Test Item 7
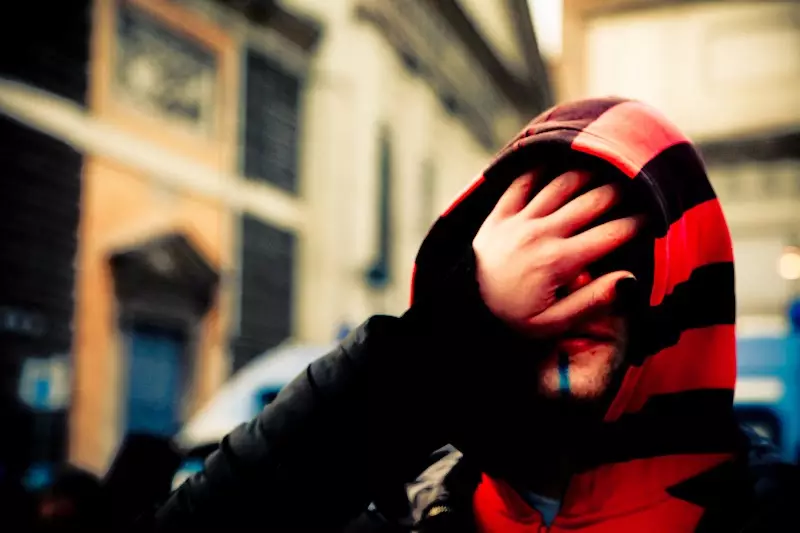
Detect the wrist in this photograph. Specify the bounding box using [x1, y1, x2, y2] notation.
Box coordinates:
[408, 248, 524, 344]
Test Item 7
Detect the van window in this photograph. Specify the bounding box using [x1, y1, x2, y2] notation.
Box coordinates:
[735, 406, 782, 446]
[255, 387, 282, 412]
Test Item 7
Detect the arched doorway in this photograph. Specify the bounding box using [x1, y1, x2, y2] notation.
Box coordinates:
[109, 232, 218, 439]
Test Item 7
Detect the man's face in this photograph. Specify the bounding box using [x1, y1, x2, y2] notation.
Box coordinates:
[532, 165, 642, 403]
[536, 269, 629, 401]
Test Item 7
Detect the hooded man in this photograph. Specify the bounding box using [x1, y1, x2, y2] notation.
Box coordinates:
[143, 98, 798, 533]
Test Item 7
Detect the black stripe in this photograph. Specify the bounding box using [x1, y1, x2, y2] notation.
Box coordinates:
[547, 97, 628, 124]
[630, 261, 736, 365]
[666, 459, 752, 527]
[636, 143, 718, 235]
[577, 389, 739, 471]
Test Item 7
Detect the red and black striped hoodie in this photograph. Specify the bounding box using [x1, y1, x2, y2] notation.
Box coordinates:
[410, 98, 738, 532]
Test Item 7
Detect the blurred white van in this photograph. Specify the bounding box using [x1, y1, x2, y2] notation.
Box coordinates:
[171, 343, 333, 489]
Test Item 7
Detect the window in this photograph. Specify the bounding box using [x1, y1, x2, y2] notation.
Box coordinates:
[365, 129, 393, 289]
[123, 324, 186, 438]
[242, 50, 301, 193]
[171, 457, 204, 491]
[0, 116, 81, 476]
[255, 387, 281, 411]
[115, 2, 218, 134]
[9, 0, 92, 105]
[235, 216, 296, 371]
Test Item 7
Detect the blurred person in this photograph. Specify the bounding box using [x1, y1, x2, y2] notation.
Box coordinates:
[33, 465, 107, 532]
[138, 99, 798, 532]
[0, 465, 36, 530]
[103, 433, 182, 529]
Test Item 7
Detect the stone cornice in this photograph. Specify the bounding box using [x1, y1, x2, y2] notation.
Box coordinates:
[356, 0, 537, 149]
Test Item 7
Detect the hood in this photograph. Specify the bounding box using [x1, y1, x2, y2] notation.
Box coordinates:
[411, 98, 738, 529]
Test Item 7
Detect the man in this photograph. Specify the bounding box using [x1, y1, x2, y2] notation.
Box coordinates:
[144, 98, 798, 532]
[32, 466, 108, 532]
[103, 434, 182, 530]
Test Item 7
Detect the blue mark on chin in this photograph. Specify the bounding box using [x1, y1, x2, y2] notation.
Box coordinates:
[558, 351, 570, 395]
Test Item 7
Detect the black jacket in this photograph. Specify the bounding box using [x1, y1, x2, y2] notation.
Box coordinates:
[139, 311, 799, 533]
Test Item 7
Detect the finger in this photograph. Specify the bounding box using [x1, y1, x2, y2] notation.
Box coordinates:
[521, 170, 591, 219]
[545, 183, 623, 237]
[526, 272, 636, 337]
[560, 215, 645, 274]
[488, 171, 538, 221]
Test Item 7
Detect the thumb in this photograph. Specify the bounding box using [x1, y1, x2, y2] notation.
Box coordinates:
[525, 272, 638, 338]
[488, 171, 537, 220]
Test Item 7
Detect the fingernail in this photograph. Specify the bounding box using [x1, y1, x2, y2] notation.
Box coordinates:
[613, 276, 640, 315]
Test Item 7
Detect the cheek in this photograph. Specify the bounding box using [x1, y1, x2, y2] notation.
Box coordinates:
[570, 346, 623, 381]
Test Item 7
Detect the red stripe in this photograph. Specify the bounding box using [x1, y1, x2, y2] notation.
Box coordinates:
[571, 101, 688, 178]
[650, 238, 669, 310]
[441, 174, 486, 217]
[474, 474, 539, 531]
[560, 454, 731, 529]
[558, 498, 704, 533]
[650, 199, 733, 306]
[605, 325, 736, 420]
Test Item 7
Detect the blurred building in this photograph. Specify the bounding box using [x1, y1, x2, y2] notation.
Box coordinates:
[558, 0, 800, 334]
[0, 0, 550, 475]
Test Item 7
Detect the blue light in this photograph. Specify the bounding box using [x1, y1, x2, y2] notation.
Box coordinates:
[22, 463, 52, 491]
[789, 299, 800, 333]
[335, 324, 352, 341]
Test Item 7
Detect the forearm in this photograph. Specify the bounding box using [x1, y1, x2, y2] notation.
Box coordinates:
[146, 250, 514, 532]
[149, 316, 443, 532]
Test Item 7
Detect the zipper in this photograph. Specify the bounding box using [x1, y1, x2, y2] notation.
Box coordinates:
[420, 503, 460, 533]
[536, 513, 553, 533]
[425, 504, 454, 519]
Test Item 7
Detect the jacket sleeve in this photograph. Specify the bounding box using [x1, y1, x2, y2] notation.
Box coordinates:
[144, 250, 516, 532]
[735, 425, 800, 533]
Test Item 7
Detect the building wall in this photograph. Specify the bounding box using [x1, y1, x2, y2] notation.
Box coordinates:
[0, 0, 92, 483]
[560, 0, 800, 330]
[72, 0, 239, 471]
[289, 0, 521, 337]
[579, 1, 800, 142]
[0, 117, 83, 481]
[457, 0, 529, 77]
[0, 0, 538, 474]
[166, 0, 509, 345]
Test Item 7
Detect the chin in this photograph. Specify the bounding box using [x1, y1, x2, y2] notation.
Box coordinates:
[536, 341, 623, 401]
